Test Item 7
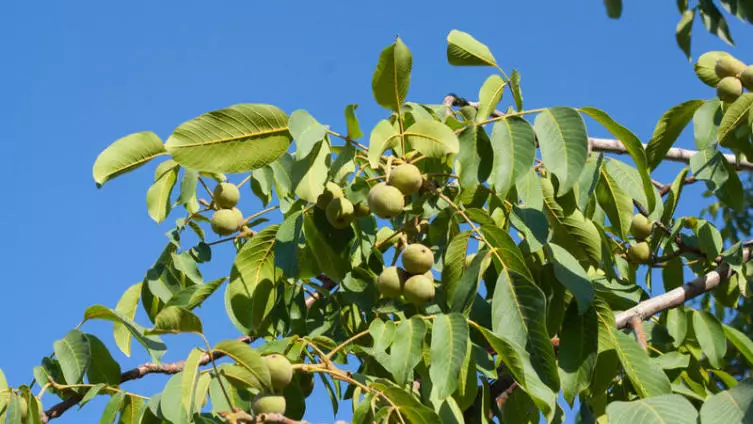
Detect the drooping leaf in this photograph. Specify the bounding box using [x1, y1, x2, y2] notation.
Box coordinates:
[370, 382, 441, 423]
[292, 140, 330, 203]
[85, 334, 121, 386]
[450, 249, 489, 313]
[676, 10, 695, 61]
[113, 283, 142, 357]
[446, 30, 497, 67]
[692, 310, 727, 368]
[118, 396, 146, 424]
[100, 392, 126, 424]
[595, 164, 634, 239]
[146, 160, 179, 223]
[344, 104, 363, 139]
[288, 110, 329, 160]
[160, 373, 188, 424]
[83, 305, 167, 363]
[388, 317, 427, 386]
[510, 69, 523, 111]
[303, 210, 353, 283]
[724, 325, 753, 368]
[699, 378, 753, 424]
[165, 277, 227, 310]
[149, 306, 203, 335]
[604, 0, 622, 18]
[372, 37, 412, 111]
[165, 104, 292, 173]
[226, 225, 279, 335]
[367, 120, 400, 169]
[699, 1, 735, 46]
[430, 313, 469, 400]
[509, 206, 549, 253]
[606, 394, 698, 424]
[180, 348, 203, 420]
[53, 329, 91, 385]
[441, 230, 472, 307]
[93, 132, 166, 187]
[558, 303, 597, 405]
[274, 210, 304, 280]
[549, 244, 595, 314]
[661, 167, 690, 225]
[694, 98, 721, 151]
[455, 125, 493, 190]
[645, 100, 705, 170]
[489, 116, 536, 198]
[580, 107, 655, 212]
[718, 93, 753, 145]
[535, 107, 588, 196]
[476, 74, 505, 122]
[212, 340, 271, 390]
[404, 120, 460, 160]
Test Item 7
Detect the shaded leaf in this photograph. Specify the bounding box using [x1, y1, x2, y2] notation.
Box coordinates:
[535, 107, 589, 196]
[388, 317, 427, 385]
[53, 329, 91, 385]
[149, 306, 203, 335]
[692, 310, 727, 368]
[430, 313, 469, 400]
[607, 394, 698, 424]
[146, 160, 179, 223]
[558, 303, 597, 405]
[212, 340, 271, 390]
[85, 334, 121, 386]
[372, 38, 412, 111]
[699, 379, 753, 424]
[646, 100, 705, 170]
[489, 116, 536, 198]
[549, 244, 594, 314]
[113, 283, 142, 357]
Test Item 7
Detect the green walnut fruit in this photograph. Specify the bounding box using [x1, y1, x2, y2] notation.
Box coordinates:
[717, 76, 743, 102]
[253, 393, 286, 415]
[213, 182, 240, 209]
[402, 243, 433, 274]
[626, 242, 652, 264]
[211, 209, 240, 236]
[715, 56, 747, 78]
[325, 197, 355, 229]
[263, 354, 293, 391]
[629, 214, 653, 241]
[377, 266, 407, 298]
[316, 182, 344, 209]
[367, 183, 405, 219]
[740, 66, 753, 91]
[388, 164, 423, 195]
[354, 202, 370, 217]
[403, 274, 435, 306]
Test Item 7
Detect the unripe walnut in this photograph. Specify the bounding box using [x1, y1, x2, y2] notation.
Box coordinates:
[741, 66, 753, 91]
[401, 243, 433, 274]
[377, 266, 407, 297]
[717, 77, 743, 102]
[211, 209, 241, 236]
[253, 393, 286, 415]
[367, 183, 405, 219]
[403, 274, 435, 306]
[629, 214, 653, 241]
[715, 56, 747, 78]
[626, 242, 652, 265]
[263, 354, 293, 391]
[213, 183, 240, 209]
[316, 182, 344, 209]
[325, 197, 355, 229]
[354, 202, 371, 217]
[388, 164, 423, 195]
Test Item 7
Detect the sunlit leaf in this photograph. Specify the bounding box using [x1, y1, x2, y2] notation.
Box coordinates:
[446, 30, 497, 67]
[607, 394, 698, 424]
[93, 132, 166, 187]
[372, 37, 412, 111]
[645, 100, 705, 170]
[535, 107, 588, 196]
[53, 329, 91, 385]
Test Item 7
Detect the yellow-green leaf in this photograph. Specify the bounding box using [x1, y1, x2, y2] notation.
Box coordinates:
[446, 30, 497, 67]
[93, 131, 166, 187]
[372, 37, 412, 111]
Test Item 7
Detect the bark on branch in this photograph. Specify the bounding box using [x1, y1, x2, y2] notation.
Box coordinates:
[443, 94, 753, 171]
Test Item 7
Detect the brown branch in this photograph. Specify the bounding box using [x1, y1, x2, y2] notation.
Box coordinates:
[443, 94, 753, 171]
[41, 276, 338, 422]
[615, 248, 752, 329]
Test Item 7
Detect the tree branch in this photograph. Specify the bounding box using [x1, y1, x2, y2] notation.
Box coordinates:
[443, 94, 753, 171]
[41, 276, 338, 422]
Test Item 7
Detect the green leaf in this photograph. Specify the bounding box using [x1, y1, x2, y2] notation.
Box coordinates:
[455, 125, 493, 190]
[645, 100, 705, 170]
[274, 210, 304, 280]
[344, 104, 363, 139]
[146, 160, 179, 223]
[489, 116, 536, 198]
[676, 10, 695, 61]
[559, 303, 597, 406]
[517, 167, 543, 210]
[580, 107, 656, 212]
[83, 305, 167, 363]
[661, 167, 690, 225]
[724, 324, 753, 368]
[53, 329, 91, 385]
[699, 379, 753, 423]
[367, 120, 400, 168]
[181, 348, 203, 419]
[212, 339, 271, 390]
[160, 373, 188, 424]
[446, 30, 497, 67]
[289, 109, 328, 159]
[604, 0, 622, 18]
[595, 301, 671, 398]
[165, 277, 227, 310]
[292, 140, 330, 203]
[606, 394, 698, 424]
[78, 383, 105, 409]
[718, 93, 753, 145]
[388, 317, 427, 386]
[692, 310, 727, 368]
[165, 104, 292, 173]
[99, 392, 126, 424]
[303, 210, 353, 282]
[85, 334, 121, 386]
[177, 168, 199, 213]
[149, 306, 203, 335]
[476, 75, 505, 122]
[450, 248, 489, 313]
[694, 98, 722, 151]
[535, 107, 589, 196]
[595, 164, 634, 238]
[475, 326, 557, 421]
[430, 313, 469, 400]
[405, 120, 460, 160]
[699, 1, 734, 46]
[113, 283, 142, 357]
[667, 307, 688, 347]
[441, 230, 472, 306]
[93, 132, 166, 187]
[509, 206, 549, 253]
[372, 37, 412, 111]
[510, 69, 523, 111]
[226, 225, 279, 335]
[549, 244, 595, 314]
[118, 396, 146, 424]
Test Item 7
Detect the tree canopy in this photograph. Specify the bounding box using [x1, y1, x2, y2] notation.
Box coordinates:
[6, 6, 753, 424]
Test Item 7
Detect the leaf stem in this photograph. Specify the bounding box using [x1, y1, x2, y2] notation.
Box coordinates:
[324, 329, 371, 360]
[242, 205, 280, 226]
[196, 333, 234, 410]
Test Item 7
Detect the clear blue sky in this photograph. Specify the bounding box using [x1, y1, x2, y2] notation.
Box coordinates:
[2, 1, 753, 423]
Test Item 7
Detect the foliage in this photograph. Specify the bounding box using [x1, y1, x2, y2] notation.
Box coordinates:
[6, 26, 753, 424]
